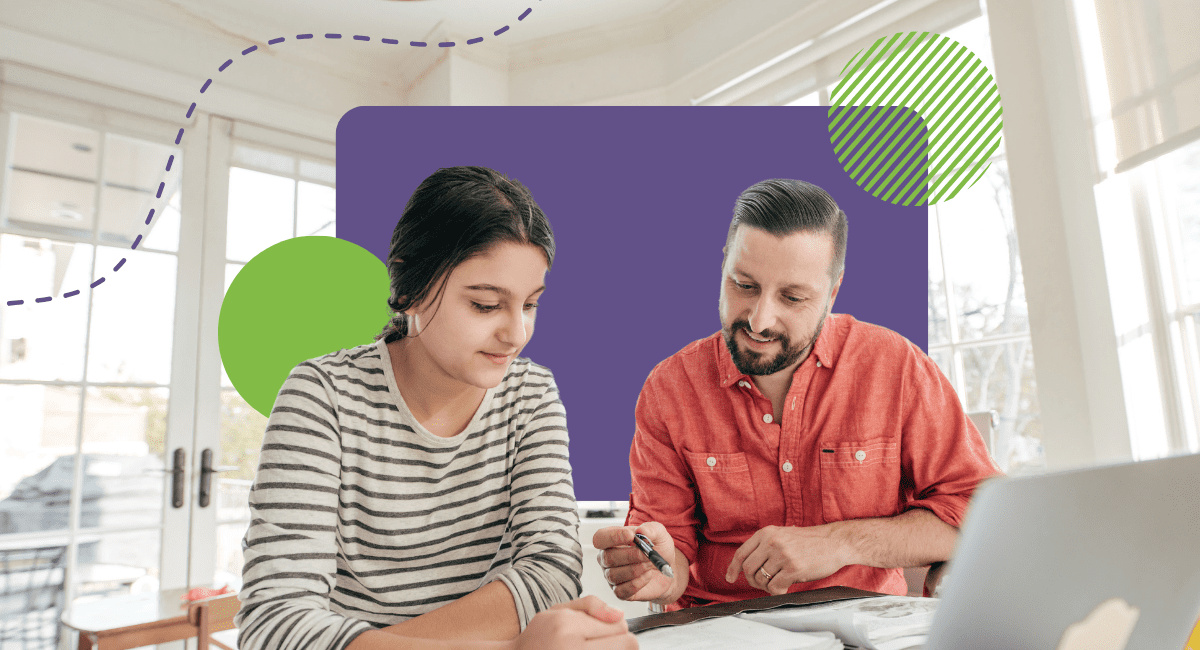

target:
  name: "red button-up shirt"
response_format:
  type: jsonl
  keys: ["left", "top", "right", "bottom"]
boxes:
{"left": 625, "top": 314, "right": 1000, "bottom": 608}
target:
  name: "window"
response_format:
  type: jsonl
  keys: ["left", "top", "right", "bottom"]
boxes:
{"left": 0, "top": 112, "right": 183, "bottom": 604}
{"left": 214, "top": 141, "right": 336, "bottom": 588}
{"left": 1073, "top": 0, "right": 1200, "bottom": 458}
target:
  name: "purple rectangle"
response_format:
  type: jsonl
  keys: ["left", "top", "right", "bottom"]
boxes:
{"left": 336, "top": 106, "right": 928, "bottom": 500}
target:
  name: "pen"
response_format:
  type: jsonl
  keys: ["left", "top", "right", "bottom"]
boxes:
{"left": 633, "top": 533, "right": 675, "bottom": 578}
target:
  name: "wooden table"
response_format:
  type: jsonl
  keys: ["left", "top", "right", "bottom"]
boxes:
{"left": 61, "top": 587, "right": 239, "bottom": 650}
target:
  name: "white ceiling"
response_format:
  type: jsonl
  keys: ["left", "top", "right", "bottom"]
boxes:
{"left": 138, "top": 0, "right": 683, "bottom": 45}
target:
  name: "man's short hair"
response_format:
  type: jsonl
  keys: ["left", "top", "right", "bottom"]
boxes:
{"left": 724, "top": 179, "right": 849, "bottom": 279}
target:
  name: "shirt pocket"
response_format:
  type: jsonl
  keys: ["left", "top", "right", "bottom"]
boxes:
{"left": 819, "top": 436, "right": 901, "bottom": 522}
{"left": 683, "top": 450, "right": 760, "bottom": 533}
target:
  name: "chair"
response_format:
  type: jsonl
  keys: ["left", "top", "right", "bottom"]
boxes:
{"left": 0, "top": 544, "right": 68, "bottom": 650}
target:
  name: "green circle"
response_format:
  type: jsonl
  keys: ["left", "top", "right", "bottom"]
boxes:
{"left": 219, "top": 236, "right": 390, "bottom": 416}
{"left": 828, "top": 31, "right": 1003, "bottom": 206}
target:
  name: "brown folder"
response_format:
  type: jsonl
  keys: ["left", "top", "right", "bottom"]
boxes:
{"left": 627, "top": 586, "right": 884, "bottom": 634}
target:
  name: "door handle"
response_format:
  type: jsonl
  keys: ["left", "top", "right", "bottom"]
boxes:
{"left": 171, "top": 448, "right": 186, "bottom": 508}
{"left": 198, "top": 448, "right": 240, "bottom": 508}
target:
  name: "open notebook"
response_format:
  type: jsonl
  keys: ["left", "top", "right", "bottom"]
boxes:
{"left": 635, "top": 615, "right": 843, "bottom": 650}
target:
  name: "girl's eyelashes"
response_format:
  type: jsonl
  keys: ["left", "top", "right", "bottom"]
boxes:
{"left": 471, "top": 302, "right": 539, "bottom": 313}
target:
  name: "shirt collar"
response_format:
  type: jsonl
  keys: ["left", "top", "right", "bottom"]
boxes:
{"left": 715, "top": 314, "right": 838, "bottom": 388}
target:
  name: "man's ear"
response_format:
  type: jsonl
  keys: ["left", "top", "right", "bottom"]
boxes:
{"left": 828, "top": 271, "right": 845, "bottom": 311}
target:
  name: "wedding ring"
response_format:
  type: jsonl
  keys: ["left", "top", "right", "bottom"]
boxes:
{"left": 758, "top": 567, "right": 774, "bottom": 580}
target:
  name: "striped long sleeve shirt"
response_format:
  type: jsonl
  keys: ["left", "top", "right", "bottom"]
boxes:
{"left": 234, "top": 340, "right": 583, "bottom": 650}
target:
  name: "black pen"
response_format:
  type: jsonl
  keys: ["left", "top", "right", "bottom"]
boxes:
{"left": 633, "top": 533, "right": 674, "bottom": 578}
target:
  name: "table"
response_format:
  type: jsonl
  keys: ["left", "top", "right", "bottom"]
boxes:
{"left": 61, "top": 587, "right": 239, "bottom": 650}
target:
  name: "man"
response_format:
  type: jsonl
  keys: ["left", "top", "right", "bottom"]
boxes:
{"left": 594, "top": 178, "right": 999, "bottom": 610}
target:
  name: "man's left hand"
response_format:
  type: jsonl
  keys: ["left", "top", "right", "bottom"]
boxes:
{"left": 724, "top": 524, "right": 848, "bottom": 595}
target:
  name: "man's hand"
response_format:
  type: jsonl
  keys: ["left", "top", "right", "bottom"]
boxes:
{"left": 594, "top": 523, "right": 677, "bottom": 602}
{"left": 725, "top": 525, "right": 848, "bottom": 595}
{"left": 510, "top": 596, "right": 637, "bottom": 650}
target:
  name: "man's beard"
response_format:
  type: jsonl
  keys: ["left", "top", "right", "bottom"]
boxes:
{"left": 723, "top": 316, "right": 826, "bottom": 377}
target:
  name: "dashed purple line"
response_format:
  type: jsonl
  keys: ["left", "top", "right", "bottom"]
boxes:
{"left": 6, "top": 8, "right": 538, "bottom": 307}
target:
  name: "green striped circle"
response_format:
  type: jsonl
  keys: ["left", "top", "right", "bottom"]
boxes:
{"left": 829, "top": 31, "right": 1002, "bottom": 206}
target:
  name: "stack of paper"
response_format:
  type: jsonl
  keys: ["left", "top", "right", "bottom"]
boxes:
{"left": 636, "top": 615, "right": 844, "bottom": 650}
{"left": 739, "top": 595, "right": 939, "bottom": 650}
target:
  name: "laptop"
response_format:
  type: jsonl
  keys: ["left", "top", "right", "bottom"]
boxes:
{"left": 925, "top": 451, "right": 1200, "bottom": 650}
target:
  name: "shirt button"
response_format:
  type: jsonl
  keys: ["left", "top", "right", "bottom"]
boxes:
{"left": 816, "top": 360, "right": 822, "bottom": 368}
{"left": 738, "top": 381, "right": 749, "bottom": 388}
{"left": 782, "top": 462, "right": 793, "bottom": 472}
{"left": 706, "top": 456, "right": 717, "bottom": 467}
{"left": 855, "top": 450, "right": 866, "bottom": 461}
{"left": 762, "top": 414, "right": 773, "bottom": 424}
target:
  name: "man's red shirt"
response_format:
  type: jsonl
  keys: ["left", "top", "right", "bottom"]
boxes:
{"left": 625, "top": 314, "right": 1000, "bottom": 608}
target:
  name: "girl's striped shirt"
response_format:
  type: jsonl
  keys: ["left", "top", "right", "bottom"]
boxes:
{"left": 235, "top": 339, "right": 582, "bottom": 650}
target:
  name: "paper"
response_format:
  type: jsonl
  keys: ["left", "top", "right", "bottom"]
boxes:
{"left": 635, "top": 615, "right": 843, "bottom": 650}
{"left": 740, "top": 595, "right": 938, "bottom": 650}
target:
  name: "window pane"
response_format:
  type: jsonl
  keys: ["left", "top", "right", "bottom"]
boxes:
{"left": 938, "top": 159, "right": 1030, "bottom": 340}
{"left": 226, "top": 168, "right": 294, "bottom": 263}
{"left": 960, "top": 340, "right": 1044, "bottom": 473}
{"left": 0, "top": 384, "right": 81, "bottom": 511}
{"left": 141, "top": 188, "right": 181, "bottom": 253}
{"left": 5, "top": 169, "right": 96, "bottom": 236}
{"left": 86, "top": 247, "right": 176, "bottom": 384}
{"left": 1157, "top": 139, "right": 1200, "bottom": 306}
{"left": 929, "top": 211, "right": 950, "bottom": 345}
{"left": 214, "top": 522, "right": 249, "bottom": 589}
{"left": 1118, "top": 332, "right": 1170, "bottom": 460}
{"left": 231, "top": 145, "right": 294, "bottom": 176}
{"left": 79, "top": 387, "right": 167, "bottom": 530}
{"left": 0, "top": 235, "right": 92, "bottom": 381}
{"left": 12, "top": 115, "right": 99, "bottom": 181}
{"left": 297, "top": 182, "right": 335, "bottom": 237}
{"left": 220, "top": 390, "right": 266, "bottom": 483}
{"left": 98, "top": 134, "right": 181, "bottom": 249}
{"left": 299, "top": 159, "right": 335, "bottom": 185}
{"left": 77, "top": 529, "right": 161, "bottom": 599}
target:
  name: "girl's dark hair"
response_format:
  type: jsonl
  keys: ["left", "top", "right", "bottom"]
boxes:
{"left": 376, "top": 166, "right": 555, "bottom": 344}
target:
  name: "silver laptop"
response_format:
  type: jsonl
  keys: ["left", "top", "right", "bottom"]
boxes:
{"left": 925, "top": 451, "right": 1200, "bottom": 650}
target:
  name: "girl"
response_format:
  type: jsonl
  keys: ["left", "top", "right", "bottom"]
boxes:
{"left": 236, "top": 166, "right": 633, "bottom": 650}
